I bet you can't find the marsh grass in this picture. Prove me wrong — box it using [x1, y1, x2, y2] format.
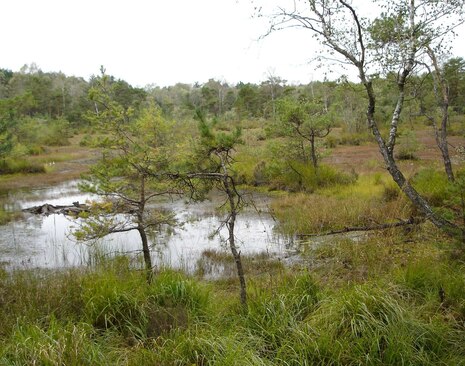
[1, 169, 465, 365]
[411, 168, 450, 206]
[1, 319, 112, 366]
[284, 284, 465, 366]
[0, 158, 46, 174]
[271, 189, 411, 235]
[1, 250, 465, 365]
[395, 259, 465, 317]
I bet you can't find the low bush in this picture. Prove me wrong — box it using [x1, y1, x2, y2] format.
[396, 150, 419, 160]
[338, 131, 371, 146]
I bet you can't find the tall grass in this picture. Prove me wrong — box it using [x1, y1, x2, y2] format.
[244, 273, 320, 359]
[0, 158, 46, 174]
[396, 259, 465, 317]
[271, 190, 410, 235]
[1, 237, 465, 365]
[1, 319, 112, 365]
[274, 284, 464, 365]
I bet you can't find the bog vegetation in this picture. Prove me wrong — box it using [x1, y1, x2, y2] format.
[2, 1, 465, 363]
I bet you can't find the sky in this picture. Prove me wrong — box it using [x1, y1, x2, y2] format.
[2, 0, 465, 88]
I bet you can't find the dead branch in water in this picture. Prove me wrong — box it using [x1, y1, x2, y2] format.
[296, 217, 424, 238]
[22, 202, 89, 216]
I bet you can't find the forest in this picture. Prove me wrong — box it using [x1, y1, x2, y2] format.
[2, 1, 465, 364]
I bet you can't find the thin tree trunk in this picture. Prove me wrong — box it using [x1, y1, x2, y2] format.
[345, 0, 462, 239]
[363, 79, 461, 238]
[138, 226, 153, 284]
[427, 46, 455, 182]
[220, 154, 247, 307]
[227, 214, 247, 307]
[436, 109, 455, 182]
[270, 0, 463, 240]
[310, 133, 318, 169]
[138, 175, 153, 283]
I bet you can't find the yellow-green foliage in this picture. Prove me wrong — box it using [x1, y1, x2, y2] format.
[411, 168, 450, 206]
[272, 174, 410, 235]
[2, 319, 110, 365]
[396, 259, 465, 316]
[0, 158, 46, 174]
[1, 251, 465, 365]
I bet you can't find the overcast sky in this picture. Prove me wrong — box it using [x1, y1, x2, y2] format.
[2, 0, 465, 87]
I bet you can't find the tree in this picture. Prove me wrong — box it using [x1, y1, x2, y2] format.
[277, 97, 331, 168]
[172, 111, 247, 307]
[235, 82, 263, 118]
[200, 79, 230, 116]
[262, 70, 286, 119]
[75, 70, 175, 283]
[261, 0, 465, 239]
[424, 48, 455, 181]
[330, 79, 366, 133]
[443, 57, 465, 113]
[0, 68, 13, 99]
[0, 118, 14, 162]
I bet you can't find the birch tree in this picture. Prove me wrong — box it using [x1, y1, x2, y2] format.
[258, 0, 465, 238]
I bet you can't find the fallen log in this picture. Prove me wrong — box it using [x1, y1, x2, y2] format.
[22, 201, 89, 216]
[296, 217, 424, 238]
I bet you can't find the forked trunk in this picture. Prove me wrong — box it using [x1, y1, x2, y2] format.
[363, 80, 462, 239]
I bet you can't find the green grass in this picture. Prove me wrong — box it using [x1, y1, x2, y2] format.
[0, 158, 46, 174]
[1, 243, 464, 365]
[270, 180, 411, 235]
[1, 155, 465, 365]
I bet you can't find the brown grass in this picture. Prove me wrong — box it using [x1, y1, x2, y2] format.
[322, 128, 465, 175]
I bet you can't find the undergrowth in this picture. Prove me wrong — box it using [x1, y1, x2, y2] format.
[271, 174, 411, 235]
[1, 238, 464, 365]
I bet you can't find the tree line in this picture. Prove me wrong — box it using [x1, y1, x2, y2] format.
[2, 58, 464, 132]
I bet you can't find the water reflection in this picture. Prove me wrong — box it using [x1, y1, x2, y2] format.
[0, 181, 293, 271]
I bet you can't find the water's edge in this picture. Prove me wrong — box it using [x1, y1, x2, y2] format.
[0, 181, 296, 273]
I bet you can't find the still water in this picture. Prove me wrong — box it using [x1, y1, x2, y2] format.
[0, 181, 294, 272]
